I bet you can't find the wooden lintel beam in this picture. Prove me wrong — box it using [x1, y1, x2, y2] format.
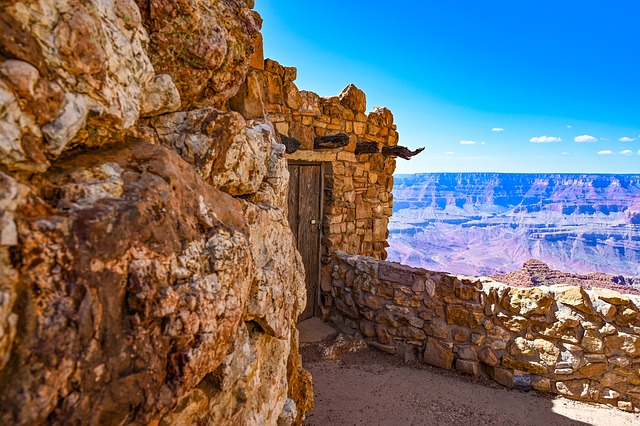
[381, 145, 425, 160]
[279, 134, 302, 154]
[314, 134, 349, 149]
[354, 141, 379, 155]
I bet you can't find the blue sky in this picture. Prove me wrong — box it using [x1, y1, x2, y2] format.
[256, 1, 640, 174]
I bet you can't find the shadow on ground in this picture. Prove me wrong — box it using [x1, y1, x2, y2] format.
[300, 341, 639, 426]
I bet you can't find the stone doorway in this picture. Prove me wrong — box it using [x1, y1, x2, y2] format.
[287, 163, 323, 321]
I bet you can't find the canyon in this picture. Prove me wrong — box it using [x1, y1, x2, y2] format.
[388, 173, 640, 280]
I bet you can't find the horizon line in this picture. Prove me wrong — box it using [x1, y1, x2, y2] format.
[394, 171, 640, 176]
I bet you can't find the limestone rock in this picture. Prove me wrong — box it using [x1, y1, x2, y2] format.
[581, 329, 604, 353]
[152, 109, 272, 196]
[501, 287, 554, 316]
[0, 141, 255, 424]
[456, 359, 480, 376]
[577, 362, 607, 376]
[140, 74, 181, 117]
[0, 248, 17, 372]
[284, 80, 302, 110]
[502, 356, 548, 375]
[555, 286, 595, 315]
[446, 305, 482, 327]
[368, 106, 394, 128]
[137, 0, 262, 109]
[240, 200, 305, 338]
[595, 288, 630, 305]
[338, 84, 366, 114]
[487, 366, 514, 388]
[531, 376, 551, 391]
[1, 0, 164, 169]
[478, 348, 499, 367]
[533, 339, 560, 367]
[618, 401, 634, 412]
[229, 69, 266, 119]
[604, 332, 640, 356]
[424, 338, 454, 369]
[160, 323, 292, 426]
[0, 1, 314, 424]
[509, 337, 534, 357]
[299, 90, 322, 116]
[555, 380, 593, 400]
[286, 327, 314, 425]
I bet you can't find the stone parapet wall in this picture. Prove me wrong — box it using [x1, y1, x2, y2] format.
[331, 251, 640, 413]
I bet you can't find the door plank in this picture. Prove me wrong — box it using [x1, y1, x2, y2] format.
[287, 165, 300, 241]
[289, 164, 322, 321]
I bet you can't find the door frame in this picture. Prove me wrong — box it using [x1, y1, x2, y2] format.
[288, 161, 324, 319]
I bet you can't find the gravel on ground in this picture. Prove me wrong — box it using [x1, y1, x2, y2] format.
[302, 345, 640, 426]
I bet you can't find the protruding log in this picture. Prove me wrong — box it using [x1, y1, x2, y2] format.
[279, 134, 301, 154]
[381, 145, 425, 160]
[314, 134, 349, 149]
[355, 142, 379, 155]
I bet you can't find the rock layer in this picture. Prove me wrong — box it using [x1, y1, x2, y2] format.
[389, 173, 640, 278]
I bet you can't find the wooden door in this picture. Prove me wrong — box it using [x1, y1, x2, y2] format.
[287, 164, 322, 321]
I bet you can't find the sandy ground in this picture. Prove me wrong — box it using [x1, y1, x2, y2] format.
[301, 345, 640, 426]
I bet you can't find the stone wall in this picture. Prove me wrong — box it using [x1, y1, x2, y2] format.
[230, 50, 405, 319]
[231, 56, 400, 263]
[0, 1, 312, 424]
[331, 251, 640, 413]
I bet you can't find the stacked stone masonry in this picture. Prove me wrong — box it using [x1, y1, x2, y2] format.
[230, 49, 403, 320]
[332, 251, 640, 413]
[231, 57, 400, 264]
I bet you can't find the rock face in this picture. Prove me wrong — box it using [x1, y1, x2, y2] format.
[0, 1, 311, 425]
[389, 173, 640, 278]
[331, 251, 640, 412]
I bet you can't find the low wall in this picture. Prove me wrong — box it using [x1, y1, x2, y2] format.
[331, 251, 640, 412]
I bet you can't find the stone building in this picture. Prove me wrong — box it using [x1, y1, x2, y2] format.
[231, 40, 422, 322]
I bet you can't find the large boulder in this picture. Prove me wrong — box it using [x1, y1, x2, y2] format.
[0, 141, 255, 424]
[136, 0, 262, 109]
[0, 0, 180, 172]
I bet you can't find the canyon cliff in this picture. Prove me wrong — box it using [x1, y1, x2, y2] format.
[389, 173, 640, 278]
[0, 0, 312, 424]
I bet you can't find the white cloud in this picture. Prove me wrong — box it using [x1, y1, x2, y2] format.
[445, 151, 455, 155]
[638, 149, 640, 155]
[598, 150, 614, 155]
[480, 142, 486, 145]
[619, 136, 636, 142]
[459, 140, 477, 145]
[492, 127, 505, 132]
[530, 136, 561, 143]
[566, 125, 573, 129]
[619, 150, 633, 156]
[574, 135, 597, 143]
[561, 152, 570, 155]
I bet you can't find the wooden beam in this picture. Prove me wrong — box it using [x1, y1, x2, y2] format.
[355, 141, 379, 155]
[279, 134, 301, 154]
[314, 134, 349, 149]
[381, 145, 425, 160]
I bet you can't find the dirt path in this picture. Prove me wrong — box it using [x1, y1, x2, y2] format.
[302, 346, 640, 426]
